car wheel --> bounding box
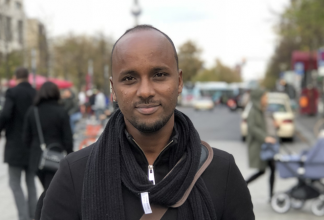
[241,136,246,142]
[271,193,291,214]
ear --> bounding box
[178,69,183,95]
[110,77,117,101]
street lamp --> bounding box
[31,49,37,88]
[131,0,141,26]
[88,59,93,89]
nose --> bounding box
[136,77,155,99]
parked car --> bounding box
[193,97,214,111]
[241,92,295,141]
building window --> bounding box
[5,16,12,42]
[16,1,22,10]
[18,20,23,44]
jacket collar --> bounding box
[17,81,32,87]
[124,126,178,166]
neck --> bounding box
[16,79,28,84]
[125,114,175,165]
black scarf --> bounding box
[82,109,217,220]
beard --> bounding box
[126,110,174,134]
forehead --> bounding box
[112,30,177,75]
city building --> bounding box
[25,18,49,75]
[0,0,25,54]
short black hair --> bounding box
[15,67,29,80]
[34,82,61,105]
[110,25,178,75]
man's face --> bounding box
[111,30,183,133]
[62,90,71,99]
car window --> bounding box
[267,103,286,113]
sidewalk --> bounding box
[295,113,319,146]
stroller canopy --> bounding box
[305,138,324,164]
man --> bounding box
[279,79,298,110]
[61,89,81,133]
[0,68,36,220]
[40,25,254,219]
[92,88,106,120]
[279,79,296,100]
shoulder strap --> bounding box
[140,141,214,220]
[171,141,213,208]
[34,107,46,151]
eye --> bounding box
[122,76,135,81]
[154,72,167,78]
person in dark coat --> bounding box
[23,82,73,190]
[61,89,81,133]
[39,25,254,220]
[245,89,277,200]
[280,79,296,100]
[0,68,36,220]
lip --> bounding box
[136,105,160,115]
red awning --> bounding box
[48,77,73,89]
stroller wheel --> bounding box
[311,197,324,216]
[271,193,291,213]
[291,198,305,210]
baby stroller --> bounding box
[271,138,324,216]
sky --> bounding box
[24,0,290,81]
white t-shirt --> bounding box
[78,92,86,105]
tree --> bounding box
[178,41,203,82]
[194,59,241,83]
[0,50,24,79]
[264,0,324,89]
[52,33,113,90]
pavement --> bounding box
[0,106,322,220]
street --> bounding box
[178,106,320,220]
[0,106,322,219]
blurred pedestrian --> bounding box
[0,67,36,220]
[279,79,298,111]
[245,89,277,200]
[23,82,73,190]
[88,89,96,107]
[78,86,86,106]
[93,88,106,120]
[61,89,82,133]
[279,79,296,100]
[78,86,87,116]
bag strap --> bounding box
[140,141,214,220]
[34,107,46,151]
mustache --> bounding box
[134,99,160,106]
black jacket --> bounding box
[40,131,254,220]
[23,100,73,172]
[0,82,36,166]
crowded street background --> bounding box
[1,0,324,219]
